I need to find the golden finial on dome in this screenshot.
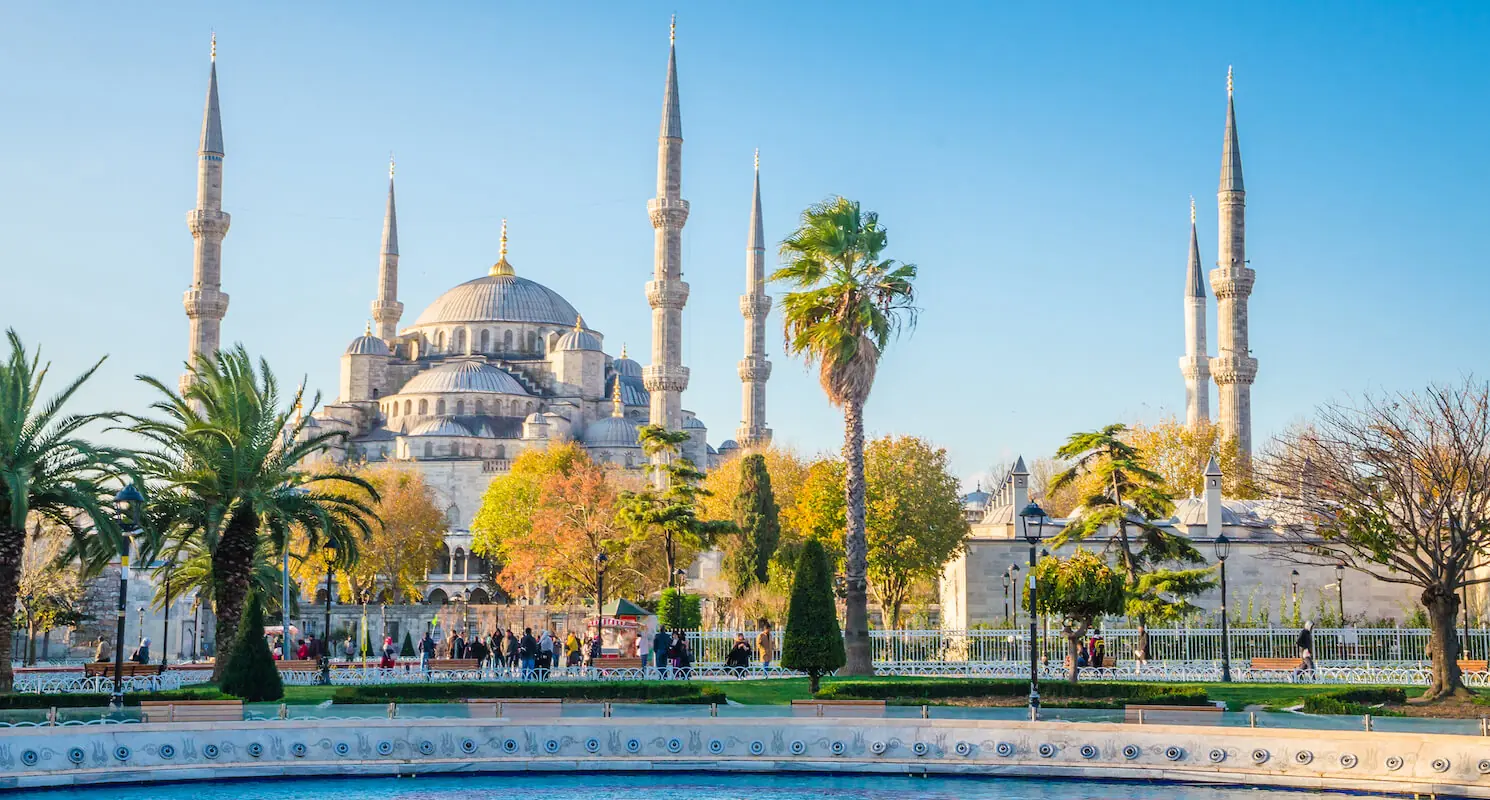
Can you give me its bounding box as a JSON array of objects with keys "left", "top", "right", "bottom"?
[
  {"left": 1227, "top": 65, "right": 1233, "bottom": 97},
  {"left": 489, "top": 219, "right": 515, "bottom": 276},
  {"left": 620, "top": 343, "right": 628, "bottom": 359},
  {"left": 210, "top": 31, "right": 217, "bottom": 62},
  {"left": 611, "top": 378, "right": 624, "bottom": 417},
  {"left": 670, "top": 14, "right": 676, "bottom": 45},
  {"left": 365, "top": 320, "right": 372, "bottom": 336},
  {"left": 574, "top": 315, "right": 585, "bottom": 332}
]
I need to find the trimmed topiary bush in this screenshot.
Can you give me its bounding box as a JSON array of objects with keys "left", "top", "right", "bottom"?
[
  {"left": 657, "top": 588, "right": 702, "bottom": 631},
  {"left": 219, "top": 592, "right": 284, "bottom": 702},
  {"left": 780, "top": 539, "right": 845, "bottom": 693},
  {"left": 401, "top": 632, "right": 416, "bottom": 658}
]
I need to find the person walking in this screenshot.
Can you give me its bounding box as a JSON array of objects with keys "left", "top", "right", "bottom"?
[
  {"left": 1295, "top": 621, "right": 1316, "bottom": 679},
  {"left": 652, "top": 627, "right": 672, "bottom": 678},
  {"left": 538, "top": 629, "right": 554, "bottom": 676},
  {"left": 518, "top": 627, "right": 538, "bottom": 679},
  {"left": 343, "top": 636, "right": 356, "bottom": 663},
  {"left": 754, "top": 621, "right": 775, "bottom": 672},
  {"left": 1134, "top": 624, "right": 1150, "bottom": 671},
  {"left": 505, "top": 628, "right": 520, "bottom": 675},
  {"left": 380, "top": 636, "right": 396, "bottom": 668},
  {"left": 419, "top": 631, "right": 436, "bottom": 671}
]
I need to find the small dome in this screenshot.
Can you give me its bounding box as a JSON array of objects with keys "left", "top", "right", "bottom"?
[
  {"left": 1171, "top": 497, "right": 1263, "bottom": 527},
  {"left": 583, "top": 415, "right": 640, "bottom": 448},
  {"left": 523, "top": 412, "right": 548, "bottom": 425},
  {"left": 407, "top": 417, "right": 472, "bottom": 437},
  {"left": 612, "top": 354, "right": 643, "bottom": 378},
  {"left": 962, "top": 489, "right": 992, "bottom": 510},
  {"left": 399, "top": 360, "right": 529, "bottom": 396},
  {"left": 606, "top": 375, "right": 649, "bottom": 407},
  {"left": 682, "top": 416, "right": 706, "bottom": 430},
  {"left": 346, "top": 334, "right": 390, "bottom": 356},
  {"left": 556, "top": 319, "right": 602, "bottom": 352},
  {"left": 718, "top": 440, "right": 739, "bottom": 451}
]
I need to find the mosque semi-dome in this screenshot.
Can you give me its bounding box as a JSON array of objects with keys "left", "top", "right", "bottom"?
[
  {"left": 411, "top": 274, "right": 582, "bottom": 328},
  {"left": 399, "top": 360, "right": 529, "bottom": 396},
  {"left": 583, "top": 415, "right": 640, "bottom": 448},
  {"left": 407, "top": 417, "right": 473, "bottom": 437},
  {"left": 556, "top": 324, "right": 602, "bottom": 352}
]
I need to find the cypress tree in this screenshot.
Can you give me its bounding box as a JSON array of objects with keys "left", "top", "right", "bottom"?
[
  {"left": 400, "top": 631, "right": 416, "bottom": 657},
  {"left": 219, "top": 592, "right": 284, "bottom": 702},
  {"left": 726, "top": 454, "right": 780, "bottom": 596},
  {"left": 780, "top": 539, "right": 845, "bottom": 693},
  {"left": 362, "top": 628, "right": 375, "bottom": 659}
]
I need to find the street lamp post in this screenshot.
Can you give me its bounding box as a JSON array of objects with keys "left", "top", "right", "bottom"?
[
  {"left": 160, "top": 564, "right": 172, "bottom": 667},
  {"left": 1290, "top": 569, "right": 1300, "bottom": 622},
  {"left": 1010, "top": 564, "right": 1020, "bottom": 629},
  {"left": 1214, "top": 533, "right": 1232, "bottom": 682},
  {"left": 321, "top": 542, "right": 337, "bottom": 685},
  {"left": 111, "top": 484, "right": 145, "bottom": 710},
  {"left": 1001, "top": 571, "right": 1010, "bottom": 624},
  {"left": 1335, "top": 563, "right": 1345, "bottom": 625},
  {"left": 595, "top": 551, "right": 609, "bottom": 626},
  {"left": 1018, "top": 502, "right": 1048, "bottom": 721}
]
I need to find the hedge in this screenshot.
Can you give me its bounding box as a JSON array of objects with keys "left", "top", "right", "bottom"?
[
  {"left": 332, "top": 681, "right": 725, "bottom": 705},
  {"left": 0, "top": 688, "right": 231, "bottom": 710},
  {"left": 815, "top": 679, "right": 1210, "bottom": 706},
  {"left": 1300, "top": 687, "right": 1407, "bottom": 716}
]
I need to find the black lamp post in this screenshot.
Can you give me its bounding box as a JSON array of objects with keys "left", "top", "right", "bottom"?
[
  {"left": 1335, "top": 563, "right": 1345, "bottom": 624},
  {"left": 595, "top": 551, "right": 609, "bottom": 626},
  {"left": 1290, "top": 569, "right": 1300, "bottom": 620},
  {"left": 1001, "top": 570, "right": 1010, "bottom": 624},
  {"left": 111, "top": 483, "right": 144, "bottom": 710},
  {"left": 160, "top": 563, "right": 173, "bottom": 668},
  {"left": 1213, "top": 533, "right": 1232, "bottom": 682},
  {"left": 321, "top": 542, "right": 337, "bottom": 685},
  {"left": 1010, "top": 564, "right": 1020, "bottom": 629},
  {"left": 1018, "top": 502, "right": 1048, "bottom": 720}
]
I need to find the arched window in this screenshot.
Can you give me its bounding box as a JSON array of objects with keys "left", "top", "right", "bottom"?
[
  {"left": 436, "top": 398, "right": 446, "bottom": 415},
  {"left": 527, "top": 401, "right": 535, "bottom": 414},
  {"left": 495, "top": 444, "right": 506, "bottom": 459},
  {"left": 445, "top": 503, "right": 460, "bottom": 526},
  {"left": 435, "top": 330, "right": 445, "bottom": 351},
  {"left": 479, "top": 330, "right": 491, "bottom": 352},
  {"left": 453, "top": 548, "right": 467, "bottom": 577},
  {"left": 371, "top": 388, "right": 379, "bottom": 399},
  {"left": 455, "top": 399, "right": 465, "bottom": 415},
  {"left": 502, "top": 330, "right": 513, "bottom": 351},
  {"left": 418, "top": 399, "right": 428, "bottom": 415},
  {"left": 527, "top": 331, "right": 539, "bottom": 352},
  {"left": 474, "top": 399, "right": 484, "bottom": 415},
  {"left": 404, "top": 400, "right": 412, "bottom": 416},
  {"left": 625, "top": 453, "right": 634, "bottom": 468},
  {"left": 423, "top": 441, "right": 434, "bottom": 458},
  {"left": 427, "top": 588, "right": 448, "bottom": 605},
  {"left": 435, "top": 543, "right": 451, "bottom": 574},
  {"left": 453, "top": 328, "right": 466, "bottom": 354},
  {"left": 468, "top": 554, "right": 488, "bottom": 576},
  {"left": 389, "top": 403, "right": 397, "bottom": 418},
  {"left": 468, "top": 588, "right": 490, "bottom": 605},
  {"left": 475, "top": 444, "right": 483, "bottom": 458}
]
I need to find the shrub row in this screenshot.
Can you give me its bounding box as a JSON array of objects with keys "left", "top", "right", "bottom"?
[
  {"left": 332, "top": 681, "right": 725, "bottom": 705},
  {"left": 815, "top": 679, "right": 1210, "bottom": 706},
  {"left": 0, "top": 688, "right": 231, "bottom": 710},
  {"left": 1300, "top": 687, "right": 1407, "bottom": 716}
]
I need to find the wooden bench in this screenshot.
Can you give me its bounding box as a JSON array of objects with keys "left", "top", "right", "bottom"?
[
  {"left": 599, "top": 657, "right": 644, "bottom": 670},
  {"left": 1249, "top": 657, "right": 1304, "bottom": 671},
  {"left": 83, "top": 662, "right": 164, "bottom": 678},
  {"left": 790, "top": 699, "right": 887, "bottom": 718},
  {"left": 467, "top": 698, "right": 567, "bottom": 719},
  {"left": 1124, "top": 703, "right": 1224, "bottom": 724},
  {"left": 275, "top": 659, "right": 320, "bottom": 672},
  {"left": 1459, "top": 660, "right": 1488, "bottom": 673},
  {"left": 139, "top": 700, "right": 244, "bottom": 723},
  {"left": 426, "top": 659, "right": 480, "bottom": 670}
]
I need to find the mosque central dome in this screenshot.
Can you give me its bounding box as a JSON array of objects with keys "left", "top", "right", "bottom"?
[{"left": 411, "top": 274, "right": 582, "bottom": 328}]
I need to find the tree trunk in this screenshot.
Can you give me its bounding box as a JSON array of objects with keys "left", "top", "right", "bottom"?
[
  {"left": 809, "top": 670, "right": 822, "bottom": 695},
  {"left": 1064, "top": 621, "right": 1090, "bottom": 683},
  {"left": 0, "top": 524, "right": 24, "bottom": 692},
  {"left": 841, "top": 399, "right": 872, "bottom": 676},
  {"left": 211, "top": 508, "right": 260, "bottom": 682},
  {"left": 1423, "top": 585, "right": 1472, "bottom": 701}
]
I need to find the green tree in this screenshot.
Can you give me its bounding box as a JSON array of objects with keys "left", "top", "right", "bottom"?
[
  {"left": 219, "top": 591, "right": 284, "bottom": 702},
  {"left": 774, "top": 196, "right": 918, "bottom": 675},
  {"left": 1049, "top": 424, "right": 1213, "bottom": 621},
  {"left": 1030, "top": 549, "right": 1124, "bottom": 682},
  {"left": 400, "top": 631, "right": 415, "bottom": 658},
  {"left": 780, "top": 539, "right": 846, "bottom": 693},
  {"left": 127, "top": 346, "right": 378, "bottom": 680},
  {"left": 864, "top": 436, "right": 969, "bottom": 628},
  {"left": 656, "top": 587, "right": 702, "bottom": 630},
  {"left": 724, "top": 454, "right": 781, "bottom": 596},
  {"left": 0, "top": 331, "right": 124, "bottom": 691},
  {"left": 617, "top": 425, "right": 733, "bottom": 589}
]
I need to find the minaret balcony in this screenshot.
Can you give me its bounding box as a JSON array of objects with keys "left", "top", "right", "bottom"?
[
  {"left": 186, "top": 209, "right": 231, "bottom": 237},
  {"left": 739, "top": 295, "right": 773, "bottom": 317},
  {"left": 647, "top": 197, "right": 690, "bottom": 228},
  {"left": 1209, "top": 355, "right": 1258, "bottom": 384},
  {"left": 182, "top": 288, "right": 229, "bottom": 319},
  {"left": 737, "top": 358, "right": 772, "bottom": 382},
  {"left": 642, "top": 364, "right": 690, "bottom": 393},
  {"left": 645, "top": 279, "right": 690, "bottom": 310},
  {"left": 1207, "top": 265, "right": 1255, "bottom": 298}
]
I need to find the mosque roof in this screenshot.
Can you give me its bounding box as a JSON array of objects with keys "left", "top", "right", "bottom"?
[
  {"left": 555, "top": 317, "right": 602, "bottom": 351},
  {"left": 411, "top": 274, "right": 582, "bottom": 328},
  {"left": 683, "top": 416, "right": 706, "bottom": 430},
  {"left": 407, "top": 417, "right": 472, "bottom": 437},
  {"left": 583, "top": 415, "right": 640, "bottom": 448},
  {"left": 346, "top": 333, "right": 390, "bottom": 356},
  {"left": 399, "top": 360, "right": 529, "bottom": 396},
  {"left": 605, "top": 374, "right": 650, "bottom": 407}
]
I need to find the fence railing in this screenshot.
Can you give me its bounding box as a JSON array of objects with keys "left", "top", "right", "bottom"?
[{"left": 687, "top": 627, "right": 1490, "bottom": 665}]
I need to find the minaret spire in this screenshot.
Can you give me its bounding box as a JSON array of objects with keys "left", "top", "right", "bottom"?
[
  {"left": 182, "top": 33, "right": 231, "bottom": 393},
  {"left": 737, "top": 150, "right": 772, "bottom": 449},
  {"left": 1180, "top": 197, "right": 1211, "bottom": 428},
  {"left": 1209, "top": 66, "right": 1258, "bottom": 456},
  {"left": 644, "top": 16, "right": 691, "bottom": 434},
  {"left": 372, "top": 156, "right": 403, "bottom": 343}
]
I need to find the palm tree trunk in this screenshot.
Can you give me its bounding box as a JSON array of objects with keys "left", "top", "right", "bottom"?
[
  {"left": 842, "top": 398, "right": 872, "bottom": 676},
  {"left": 0, "top": 525, "right": 23, "bottom": 692},
  {"left": 210, "top": 509, "right": 259, "bottom": 681}
]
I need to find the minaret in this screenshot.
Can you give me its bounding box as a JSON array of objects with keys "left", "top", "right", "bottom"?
[
  {"left": 1208, "top": 66, "right": 1258, "bottom": 456},
  {"left": 643, "top": 16, "right": 690, "bottom": 431},
  {"left": 372, "top": 156, "right": 403, "bottom": 344},
  {"left": 1180, "top": 197, "right": 1211, "bottom": 428},
  {"left": 736, "top": 150, "right": 773, "bottom": 449},
  {"left": 181, "top": 34, "right": 231, "bottom": 392}
]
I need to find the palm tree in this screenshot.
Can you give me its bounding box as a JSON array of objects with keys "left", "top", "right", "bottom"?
[
  {"left": 128, "top": 346, "right": 377, "bottom": 680},
  {"left": 773, "top": 197, "right": 918, "bottom": 675},
  {"left": 1049, "top": 424, "right": 1213, "bottom": 621},
  {"left": 0, "top": 330, "right": 124, "bottom": 691}
]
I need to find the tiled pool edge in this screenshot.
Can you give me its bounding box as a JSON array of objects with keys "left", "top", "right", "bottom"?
[{"left": 0, "top": 717, "right": 1480, "bottom": 797}]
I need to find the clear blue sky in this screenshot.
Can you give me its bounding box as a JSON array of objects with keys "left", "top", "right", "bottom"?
[{"left": 2, "top": 1, "right": 1487, "bottom": 487}]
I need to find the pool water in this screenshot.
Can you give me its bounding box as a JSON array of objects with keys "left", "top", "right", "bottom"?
[{"left": 14, "top": 774, "right": 1363, "bottom": 799}]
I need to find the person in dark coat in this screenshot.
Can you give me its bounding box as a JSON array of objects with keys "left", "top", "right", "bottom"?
[
  {"left": 652, "top": 628, "right": 672, "bottom": 676},
  {"left": 419, "top": 631, "right": 436, "bottom": 670},
  {"left": 505, "top": 629, "right": 520, "bottom": 673},
  {"left": 1295, "top": 621, "right": 1316, "bottom": 677},
  {"left": 519, "top": 627, "right": 538, "bottom": 678},
  {"left": 724, "top": 634, "right": 752, "bottom": 669}
]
